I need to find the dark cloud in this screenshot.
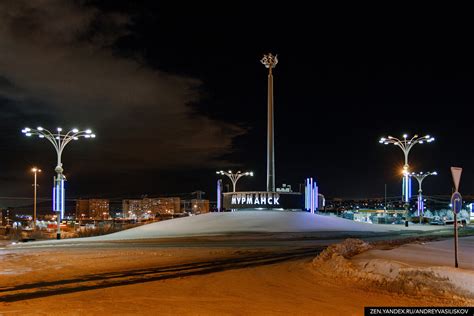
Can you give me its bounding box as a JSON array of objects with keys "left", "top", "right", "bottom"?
[{"left": 0, "top": 0, "right": 245, "bottom": 173}]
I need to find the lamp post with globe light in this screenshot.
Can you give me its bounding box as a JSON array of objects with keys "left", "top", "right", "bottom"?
[
  {"left": 379, "top": 134, "right": 434, "bottom": 226},
  {"left": 216, "top": 170, "right": 253, "bottom": 192},
  {"left": 22, "top": 127, "right": 96, "bottom": 239},
  {"left": 410, "top": 171, "right": 437, "bottom": 224}
]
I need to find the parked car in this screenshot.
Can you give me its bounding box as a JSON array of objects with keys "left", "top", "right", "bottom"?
[{"left": 429, "top": 216, "right": 445, "bottom": 225}]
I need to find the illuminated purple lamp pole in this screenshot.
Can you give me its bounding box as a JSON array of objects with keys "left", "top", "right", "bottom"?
[
  {"left": 22, "top": 127, "right": 96, "bottom": 239},
  {"left": 216, "top": 179, "right": 223, "bottom": 212},
  {"left": 305, "top": 178, "right": 318, "bottom": 214},
  {"left": 409, "top": 171, "right": 437, "bottom": 224},
  {"left": 379, "top": 134, "right": 434, "bottom": 226}
]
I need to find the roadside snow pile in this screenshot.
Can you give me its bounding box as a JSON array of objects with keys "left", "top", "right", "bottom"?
[
  {"left": 313, "top": 239, "right": 374, "bottom": 278},
  {"left": 312, "top": 238, "right": 474, "bottom": 300},
  {"left": 361, "top": 260, "right": 474, "bottom": 298},
  {"left": 317, "top": 238, "right": 373, "bottom": 261}
]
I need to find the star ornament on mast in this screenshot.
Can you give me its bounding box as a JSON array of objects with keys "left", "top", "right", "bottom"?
[{"left": 260, "top": 53, "right": 278, "bottom": 69}]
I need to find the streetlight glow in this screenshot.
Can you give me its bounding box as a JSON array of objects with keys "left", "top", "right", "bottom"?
[
  {"left": 216, "top": 170, "right": 254, "bottom": 192},
  {"left": 379, "top": 133, "right": 434, "bottom": 226},
  {"left": 22, "top": 126, "right": 96, "bottom": 239}
]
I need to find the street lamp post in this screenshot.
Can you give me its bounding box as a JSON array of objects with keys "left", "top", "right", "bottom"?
[
  {"left": 216, "top": 170, "right": 253, "bottom": 192},
  {"left": 379, "top": 134, "right": 434, "bottom": 226},
  {"left": 22, "top": 127, "right": 96, "bottom": 239},
  {"left": 410, "top": 171, "right": 437, "bottom": 224},
  {"left": 31, "top": 167, "right": 41, "bottom": 229}
]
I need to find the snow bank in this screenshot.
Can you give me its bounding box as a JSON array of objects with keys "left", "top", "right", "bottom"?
[
  {"left": 313, "top": 238, "right": 474, "bottom": 300},
  {"left": 355, "top": 237, "right": 474, "bottom": 269},
  {"left": 360, "top": 260, "right": 474, "bottom": 297},
  {"left": 10, "top": 212, "right": 446, "bottom": 247},
  {"left": 88, "top": 211, "right": 438, "bottom": 241}
]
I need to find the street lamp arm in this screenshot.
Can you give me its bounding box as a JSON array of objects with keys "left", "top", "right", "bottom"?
[
  {"left": 387, "top": 136, "right": 402, "bottom": 144},
  {"left": 235, "top": 173, "right": 245, "bottom": 182},
  {"left": 410, "top": 171, "right": 437, "bottom": 192},
  {"left": 24, "top": 128, "right": 61, "bottom": 154},
  {"left": 415, "top": 176, "right": 424, "bottom": 189},
  {"left": 216, "top": 170, "right": 253, "bottom": 192},
  {"left": 61, "top": 131, "right": 94, "bottom": 150},
  {"left": 380, "top": 134, "right": 434, "bottom": 166}
]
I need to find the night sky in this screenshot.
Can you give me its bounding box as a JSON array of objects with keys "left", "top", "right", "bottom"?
[{"left": 1, "top": 1, "right": 473, "bottom": 205}]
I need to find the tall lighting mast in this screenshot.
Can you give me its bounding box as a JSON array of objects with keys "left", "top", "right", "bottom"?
[
  {"left": 379, "top": 134, "right": 434, "bottom": 225},
  {"left": 261, "top": 53, "right": 278, "bottom": 192},
  {"left": 22, "top": 126, "right": 96, "bottom": 239}
]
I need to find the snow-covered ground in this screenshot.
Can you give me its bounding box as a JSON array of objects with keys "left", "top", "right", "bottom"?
[
  {"left": 1, "top": 236, "right": 472, "bottom": 314},
  {"left": 1, "top": 213, "right": 471, "bottom": 314},
  {"left": 352, "top": 237, "right": 474, "bottom": 297},
  {"left": 82, "top": 211, "right": 445, "bottom": 241}
]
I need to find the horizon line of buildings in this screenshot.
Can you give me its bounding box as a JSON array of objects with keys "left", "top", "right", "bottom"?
[
  {"left": 1, "top": 196, "right": 211, "bottom": 225},
  {"left": 77, "top": 196, "right": 210, "bottom": 220}
]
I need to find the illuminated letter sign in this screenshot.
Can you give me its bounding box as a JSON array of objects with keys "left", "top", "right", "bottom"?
[
  {"left": 223, "top": 192, "right": 291, "bottom": 209},
  {"left": 254, "top": 194, "right": 260, "bottom": 204},
  {"left": 247, "top": 194, "right": 253, "bottom": 204},
  {"left": 274, "top": 195, "right": 280, "bottom": 205}
]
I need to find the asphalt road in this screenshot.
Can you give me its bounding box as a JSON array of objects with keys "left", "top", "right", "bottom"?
[{"left": 2, "top": 226, "right": 463, "bottom": 251}]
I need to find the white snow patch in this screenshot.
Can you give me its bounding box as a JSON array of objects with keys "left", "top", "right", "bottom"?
[
  {"left": 87, "top": 211, "right": 439, "bottom": 241},
  {"left": 11, "top": 212, "right": 446, "bottom": 246},
  {"left": 351, "top": 237, "right": 474, "bottom": 298},
  {"left": 354, "top": 237, "right": 474, "bottom": 270}
]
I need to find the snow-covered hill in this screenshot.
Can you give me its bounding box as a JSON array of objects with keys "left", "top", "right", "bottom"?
[{"left": 89, "top": 211, "right": 440, "bottom": 241}]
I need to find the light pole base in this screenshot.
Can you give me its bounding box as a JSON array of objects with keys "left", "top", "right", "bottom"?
[{"left": 56, "top": 233, "right": 61, "bottom": 240}]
